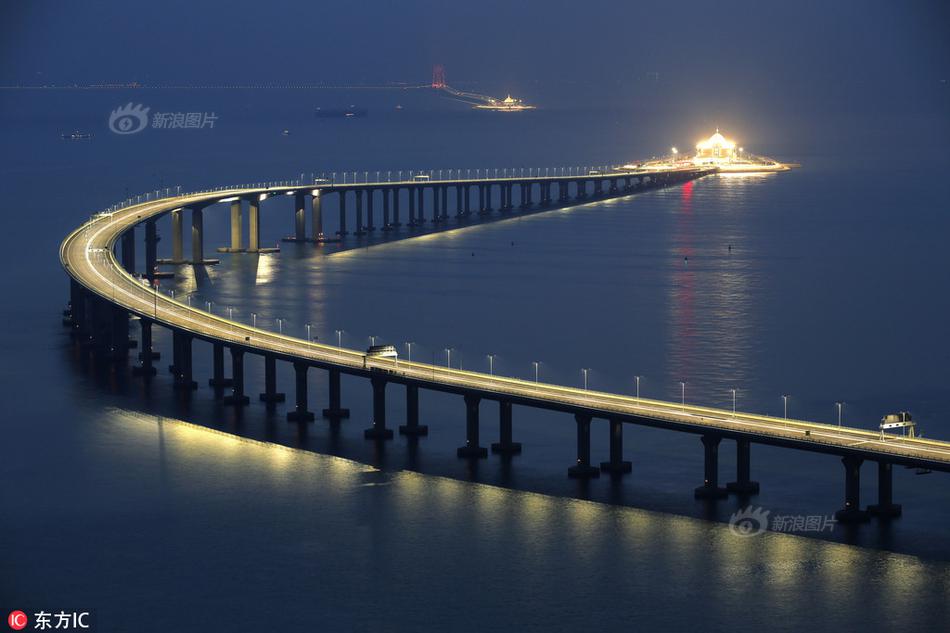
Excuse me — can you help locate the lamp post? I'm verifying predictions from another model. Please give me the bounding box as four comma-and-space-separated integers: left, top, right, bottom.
680, 381, 686, 409
532, 361, 540, 383
370, 335, 377, 346
487, 354, 495, 376
306, 323, 313, 343
277, 318, 283, 335
336, 329, 343, 347
405, 341, 413, 362
251, 312, 257, 328
731, 388, 737, 417
635, 375, 641, 401
445, 348, 452, 368
836, 401, 843, 427
782, 394, 789, 420
582, 368, 590, 390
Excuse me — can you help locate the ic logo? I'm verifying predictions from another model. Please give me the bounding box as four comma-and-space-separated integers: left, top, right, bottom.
7, 611, 28, 631
109, 102, 150, 134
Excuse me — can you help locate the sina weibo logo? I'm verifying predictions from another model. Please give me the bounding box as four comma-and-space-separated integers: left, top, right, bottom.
109, 102, 150, 134
729, 506, 770, 537
7, 611, 28, 631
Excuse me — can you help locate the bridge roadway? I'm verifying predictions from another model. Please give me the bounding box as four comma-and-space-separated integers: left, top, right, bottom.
61, 171, 950, 522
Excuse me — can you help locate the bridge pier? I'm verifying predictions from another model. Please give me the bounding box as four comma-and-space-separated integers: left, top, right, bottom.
312, 191, 324, 241
367, 189, 375, 230
382, 189, 391, 230
248, 197, 261, 251
144, 219, 158, 281
392, 188, 401, 226
171, 331, 197, 390
726, 438, 760, 494
834, 456, 870, 522
121, 229, 135, 273
171, 209, 184, 263
416, 189, 425, 223
259, 355, 286, 404
568, 413, 600, 478
600, 419, 632, 474
208, 342, 232, 389
694, 434, 728, 498
191, 207, 205, 263
322, 368, 350, 420
355, 190, 365, 235
364, 376, 393, 439
287, 362, 315, 422
131, 318, 157, 376
456, 185, 463, 216
440, 186, 449, 220
868, 461, 902, 518
478, 185, 487, 214
338, 191, 348, 236
227, 200, 244, 251
291, 192, 306, 241
491, 400, 521, 454
398, 384, 428, 436
432, 186, 441, 223
223, 348, 250, 405
457, 394, 488, 458
463, 186, 471, 216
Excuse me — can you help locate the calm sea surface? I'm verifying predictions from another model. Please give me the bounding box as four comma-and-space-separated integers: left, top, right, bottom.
1, 88, 949, 631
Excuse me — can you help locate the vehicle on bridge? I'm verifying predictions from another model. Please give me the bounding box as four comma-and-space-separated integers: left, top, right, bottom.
412, 174, 431, 182
366, 344, 398, 359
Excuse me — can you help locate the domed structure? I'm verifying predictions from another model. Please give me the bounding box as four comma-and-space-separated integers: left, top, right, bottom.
695, 129, 737, 161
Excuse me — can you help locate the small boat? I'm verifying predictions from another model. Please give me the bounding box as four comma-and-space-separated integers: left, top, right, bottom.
315, 106, 368, 119
62, 131, 92, 140
281, 129, 290, 136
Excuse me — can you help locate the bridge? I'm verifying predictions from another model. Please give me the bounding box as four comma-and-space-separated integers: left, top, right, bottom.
61, 167, 950, 524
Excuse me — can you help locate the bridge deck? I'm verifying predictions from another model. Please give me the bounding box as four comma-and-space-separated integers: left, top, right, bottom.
60, 179, 950, 473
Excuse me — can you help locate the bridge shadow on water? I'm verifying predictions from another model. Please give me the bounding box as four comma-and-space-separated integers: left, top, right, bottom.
63, 338, 945, 563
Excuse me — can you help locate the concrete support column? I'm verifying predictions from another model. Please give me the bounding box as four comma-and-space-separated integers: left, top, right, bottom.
355, 190, 365, 235
441, 186, 448, 219
568, 413, 599, 478
311, 192, 323, 241
491, 400, 521, 454
259, 355, 286, 404
208, 342, 232, 389
433, 187, 441, 222
131, 318, 157, 376
144, 220, 158, 281
726, 438, 760, 494
190, 207, 204, 264
248, 198, 261, 251
835, 456, 870, 522
367, 189, 375, 230
294, 192, 306, 241
223, 348, 250, 405
408, 187, 416, 225
457, 394, 487, 458
230, 200, 244, 250
600, 419, 632, 474
335, 191, 348, 236
398, 384, 428, 436
322, 368, 350, 420
121, 229, 135, 273
392, 188, 401, 226
456, 185, 463, 216
364, 376, 394, 439
416, 188, 425, 223
382, 189, 391, 230
171, 209, 183, 263
287, 362, 315, 421
478, 184, 485, 213
464, 186, 471, 215
171, 331, 197, 390
694, 435, 727, 498
868, 461, 902, 518
484, 184, 493, 213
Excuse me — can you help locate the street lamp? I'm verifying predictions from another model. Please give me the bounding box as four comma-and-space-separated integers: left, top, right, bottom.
444, 348, 452, 368
680, 381, 686, 409
370, 335, 377, 346
206, 300, 213, 313
487, 354, 496, 376
336, 329, 344, 347
277, 317, 283, 335
782, 394, 789, 419
836, 401, 844, 427
406, 341, 414, 362
533, 361, 540, 383
306, 323, 313, 343
582, 368, 590, 390
227, 306, 233, 320
731, 388, 737, 417
635, 375, 641, 401
251, 312, 257, 328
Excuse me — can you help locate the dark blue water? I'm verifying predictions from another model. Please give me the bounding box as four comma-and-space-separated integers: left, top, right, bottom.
2, 88, 950, 631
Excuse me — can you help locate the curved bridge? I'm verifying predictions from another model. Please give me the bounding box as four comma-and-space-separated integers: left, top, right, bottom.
61, 168, 950, 524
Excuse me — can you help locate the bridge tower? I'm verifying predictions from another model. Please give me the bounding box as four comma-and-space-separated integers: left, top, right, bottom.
431, 65, 446, 89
